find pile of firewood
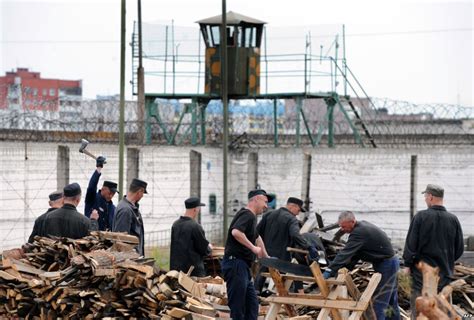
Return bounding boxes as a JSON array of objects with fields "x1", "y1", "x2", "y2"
[{"x1": 0, "y1": 232, "x2": 225, "y2": 319}]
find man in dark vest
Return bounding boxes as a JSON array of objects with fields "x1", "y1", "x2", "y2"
[
  {"x1": 42, "y1": 183, "x2": 99, "y2": 239},
  {"x1": 28, "y1": 191, "x2": 64, "y2": 243},
  {"x1": 84, "y1": 156, "x2": 118, "y2": 231},
  {"x1": 170, "y1": 197, "x2": 212, "y2": 276}
]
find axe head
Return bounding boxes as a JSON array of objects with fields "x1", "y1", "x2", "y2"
[{"x1": 79, "y1": 139, "x2": 89, "y2": 153}]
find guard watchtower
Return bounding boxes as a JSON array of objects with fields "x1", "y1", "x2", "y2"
[{"x1": 197, "y1": 11, "x2": 265, "y2": 96}]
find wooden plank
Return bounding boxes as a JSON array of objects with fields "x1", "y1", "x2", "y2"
[
  {"x1": 347, "y1": 272, "x2": 382, "y2": 320},
  {"x1": 265, "y1": 275, "x2": 293, "y2": 320},
  {"x1": 178, "y1": 271, "x2": 206, "y2": 299},
  {"x1": 260, "y1": 272, "x2": 345, "y2": 285},
  {"x1": 166, "y1": 307, "x2": 190, "y2": 318},
  {"x1": 268, "y1": 267, "x2": 297, "y2": 317},
  {"x1": 90, "y1": 231, "x2": 139, "y2": 244},
  {"x1": 265, "y1": 296, "x2": 367, "y2": 311},
  {"x1": 344, "y1": 269, "x2": 376, "y2": 320},
  {"x1": 317, "y1": 272, "x2": 347, "y2": 320},
  {"x1": 309, "y1": 262, "x2": 343, "y2": 320}
]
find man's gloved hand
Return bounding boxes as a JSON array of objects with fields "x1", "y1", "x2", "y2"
[
  {"x1": 96, "y1": 156, "x2": 106, "y2": 168},
  {"x1": 308, "y1": 246, "x2": 319, "y2": 262},
  {"x1": 322, "y1": 269, "x2": 332, "y2": 279}
]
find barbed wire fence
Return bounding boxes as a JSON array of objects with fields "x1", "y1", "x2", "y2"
[{"x1": 0, "y1": 90, "x2": 473, "y2": 146}]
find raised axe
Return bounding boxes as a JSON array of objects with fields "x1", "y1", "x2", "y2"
[{"x1": 79, "y1": 139, "x2": 106, "y2": 164}]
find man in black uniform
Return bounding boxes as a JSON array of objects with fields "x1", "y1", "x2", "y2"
[
  {"x1": 113, "y1": 178, "x2": 148, "y2": 256},
  {"x1": 403, "y1": 184, "x2": 463, "y2": 319},
  {"x1": 222, "y1": 189, "x2": 272, "y2": 320},
  {"x1": 28, "y1": 191, "x2": 64, "y2": 243},
  {"x1": 170, "y1": 197, "x2": 211, "y2": 276},
  {"x1": 323, "y1": 211, "x2": 400, "y2": 320},
  {"x1": 41, "y1": 183, "x2": 99, "y2": 239},
  {"x1": 255, "y1": 197, "x2": 319, "y2": 293},
  {"x1": 84, "y1": 156, "x2": 118, "y2": 231}
]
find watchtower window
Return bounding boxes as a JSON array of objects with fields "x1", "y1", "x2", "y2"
[
  {"x1": 244, "y1": 27, "x2": 255, "y2": 47},
  {"x1": 210, "y1": 26, "x2": 220, "y2": 46}
]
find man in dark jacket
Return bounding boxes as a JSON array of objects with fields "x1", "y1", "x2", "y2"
[
  {"x1": 323, "y1": 211, "x2": 400, "y2": 320},
  {"x1": 403, "y1": 184, "x2": 464, "y2": 319},
  {"x1": 84, "y1": 156, "x2": 118, "y2": 231},
  {"x1": 113, "y1": 178, "x2": 148, "y2": 256},
  {"x1": 28, "y1": 191, "x2": 64, "y2": 243},
  {"x1": 255, "y1": 197, "x2": 319, "y2": 293},
  {"x1": 42, "y1": 183, "x2": 99, "y2": 239},
  {"x1": 170, "y1": 197, "x2": 211, "y2": 276}
]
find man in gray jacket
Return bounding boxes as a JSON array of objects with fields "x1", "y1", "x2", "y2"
[{"x1": 113, "y1": 178, "x2": 148, "y2": 256}]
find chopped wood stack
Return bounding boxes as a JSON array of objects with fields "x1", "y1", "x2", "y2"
[{"x1": 0, "y1": 232, "x2": 223, "y2": 319}]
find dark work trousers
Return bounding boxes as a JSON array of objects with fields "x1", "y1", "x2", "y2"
[
  {"x1": 372, "y1": 256, "x2": 401, "y2": 320},
  {"x1": 221, "y1": 257, "x2": 259, "y2": 320}
]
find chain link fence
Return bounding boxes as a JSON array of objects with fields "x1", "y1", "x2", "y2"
[{"x1": 0, "y1": 143, "x2": 472, "y2": 251}]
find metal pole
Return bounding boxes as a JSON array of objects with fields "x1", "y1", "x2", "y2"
[
  {"x1": 137, "y1": 0, "x2": 145, "y2": 145},
  {"x1": 342, "y1": 25, "x2": 348, "y2": 96},
  {"x1": 164, "y1": 26, "x2": 168, "y2": 93},
  {"x1": 24, "y1": 142, "x2": 29, "y2": 242},
  {"x1": 172, "y1": 19, "x2": 175, "y2": 94},
  {"x1": 264, "y1": 26, "x2": 268, "y2": 94},
  {"x1": 118, "y1": 0, "x2": 126, "y2": 198},
  {"x1": 221, "y1": 0, "x2": 229, "y2": 243},
  {"x1": 296, "y1": 97, "x2": 302, "y2": 147},
  {"x1": 410, "y1": 155, "x2": 418, "y2": 221},
  {"x1": 273, "y1": 99, "x2": 278, "y2": 147}
]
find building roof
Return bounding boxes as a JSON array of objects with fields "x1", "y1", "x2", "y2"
[{"x1": 196, "y1": 11, "x2": 266, "y2": 25}]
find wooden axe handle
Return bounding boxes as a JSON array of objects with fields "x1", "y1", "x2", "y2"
[
  {"x1": 81, "y1": 148, "x2": 98, "y2": 160},
  {"x1": 287, "y1": 247, "x2": 309, "y2": 254}
]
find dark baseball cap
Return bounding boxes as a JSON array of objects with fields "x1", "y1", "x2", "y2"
[
  {"x1": 48, "y1": 191, "x2": 63, "y2": 201},
  {"x1": 185, "y1": 197, "x2": 206, "y2": 209},
  {"x1": 103, "y1": 181, "x2": 118, "y2": 193},
  {"x1": 287, "y1": 197, "x2": 306, "y2": 212},
  {"x1": 63, "y1": 183, "x2": 81, "y2": 197},
  {"x1": 131, "y1": 178, "x2": 148, "y2": 194},
  {"x1": 421, "y1": 184, "x2": 444, "y2": 198},
  {"x1": 248, "y1": 189, "x2": 274, "y2": 202}
]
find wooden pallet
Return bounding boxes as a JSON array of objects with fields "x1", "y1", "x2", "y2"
[{"x1": 264, "y1": 261, "x2": 381, "y2": 320}]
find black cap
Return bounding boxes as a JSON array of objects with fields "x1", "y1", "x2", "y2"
[
  {"x1": 287, "y1": 197, "x2": 306, "y2": 212},
  {"x1": 103, "y1": 180, "x2": 118, "y2": 193},
  {"x1": 49, "y1": 191, "x2": 63, "y2": 202},
  {"x1": 185, "y1": 197, "x2": 206, "y2": 209},
  {"x1": 421, "y1": 184, "x2": 444, "y2": 198},
  {"x1": 63, "y1": 183, "x2": 82, "y2": 197},
  {"x1": 131, "y1": 178, "x2": 148, "y2": 194},
  {"x1": 248, "y1": 189, "x2": 274, "y2": 202}
]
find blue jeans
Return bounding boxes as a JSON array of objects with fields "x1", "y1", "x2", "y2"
[
  {"x1": 372, "y1": 256, "x2": 401, "y2": 320},
  {"x1": 221, "y1": 257, "x2": 259, "y2": 320}
]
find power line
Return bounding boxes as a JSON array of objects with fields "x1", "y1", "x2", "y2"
[{"x1": 1, "y1": 27, "x2": 471, "y2": 44}]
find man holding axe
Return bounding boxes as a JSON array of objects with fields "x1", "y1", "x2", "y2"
[{"x1": 79, "y1": 139, "x2": 118, "y2": 231}]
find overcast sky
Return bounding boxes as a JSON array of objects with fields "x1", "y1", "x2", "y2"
[{"x1": 0, "y1": 0, "x2": 472, "y2": 106}]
